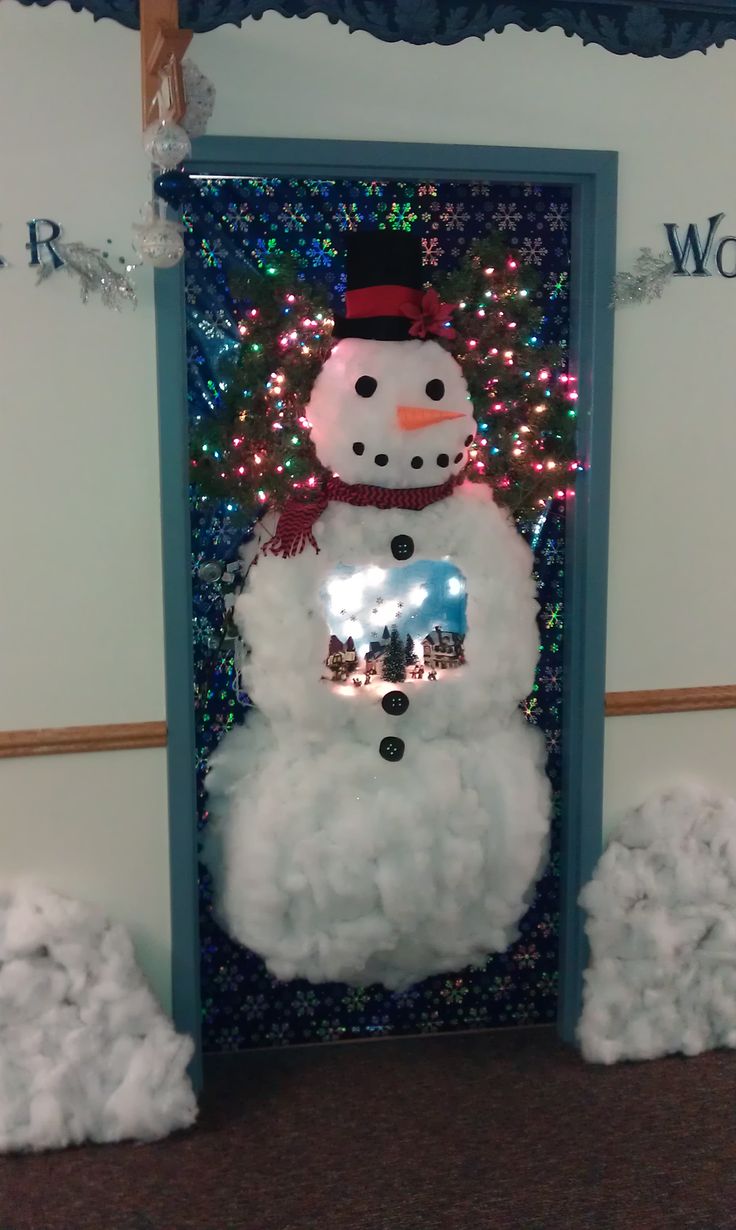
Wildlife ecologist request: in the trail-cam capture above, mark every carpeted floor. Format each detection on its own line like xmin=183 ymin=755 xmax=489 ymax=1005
xmin=2 ymin=1027 xmax=736 ymax=1230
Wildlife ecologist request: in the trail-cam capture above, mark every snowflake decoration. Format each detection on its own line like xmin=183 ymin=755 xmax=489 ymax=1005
xmin=337 ymin=203 xmax=362 ymax=231
xmin=422 ymin=236 xmax=444 ymax=266
xmin=305 ymin=237 xmax=336 ymax=267
xmin=493 ymin=202 xmax=522 ymax=231
xmin=440 ymin=203 xmax=470 ymax=232
xmin=224 ymin=203 xmax=254 ymax=233
xmin=386 ymin=203 xmax=418 ymax=232
xmin=545 ymin=202 xmax=570 ymax=232
xmin=185 ymin=275 xmax=203 ymax=305
xmin=514 ymin=944 xmax=539 ymax=968
xmin=518 ymin=236 xmax=549 ymax=266
xmin=277 ymin=204 xmax=307 ymax=232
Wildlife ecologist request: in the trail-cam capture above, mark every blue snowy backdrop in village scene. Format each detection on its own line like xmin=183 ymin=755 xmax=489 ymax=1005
xmin=322 ymin=559 xmax=468 ymax=683
xmin=168 ymin=172 xmax=571 ymax=1051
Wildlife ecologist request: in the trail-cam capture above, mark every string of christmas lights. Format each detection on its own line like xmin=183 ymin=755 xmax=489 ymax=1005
xmin=437 ymin=237 xmax=579 ymax=510
xmin=191 ymin=254 xmax=331 ymax=509
xmin=190 ymin=239 xmax=579 ymax=521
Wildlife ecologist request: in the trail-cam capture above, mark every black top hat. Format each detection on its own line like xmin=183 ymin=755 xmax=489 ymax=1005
xmin=333 ymin=231 xmax=425 ymax=342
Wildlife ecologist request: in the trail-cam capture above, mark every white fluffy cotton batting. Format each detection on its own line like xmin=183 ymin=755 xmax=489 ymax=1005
xmin=0 ymin=884 xmax=197 ymax=1153
xmin=579 ymin=785 xmax=736 ymax=1064
xmin=206 ymin=480 xmax=550 ymax=989
xmin=208 ymin=711 xmax=549 ymax=988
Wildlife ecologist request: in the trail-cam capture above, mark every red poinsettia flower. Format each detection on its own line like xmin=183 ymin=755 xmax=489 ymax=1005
xmin=400 ymin=288 xmax=457 ymax=339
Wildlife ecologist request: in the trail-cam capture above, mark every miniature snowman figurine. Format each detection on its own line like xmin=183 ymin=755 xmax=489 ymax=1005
xmin=207 ymin=232 xmax=550 ymax=989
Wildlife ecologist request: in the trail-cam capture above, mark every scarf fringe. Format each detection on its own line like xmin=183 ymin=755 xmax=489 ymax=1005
xmin=266 ymin=526 xmax=320 ymax=558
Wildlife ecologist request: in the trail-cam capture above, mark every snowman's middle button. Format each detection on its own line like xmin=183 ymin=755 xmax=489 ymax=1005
xmin=391 ymin=534 xmax=414 ymax=561
xmin=382 ymin=691 xmax=409 ymax=716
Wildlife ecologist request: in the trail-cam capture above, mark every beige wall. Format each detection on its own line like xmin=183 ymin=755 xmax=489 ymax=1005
xmin=1 ymin=4 xmax=735 ymax=1003
xmin=0 ymin=3 xmax=169 ymax=1001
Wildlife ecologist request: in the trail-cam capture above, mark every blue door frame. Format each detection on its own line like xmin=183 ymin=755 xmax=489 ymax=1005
xmin=155 ymin=136 xmax=617 ymax=1077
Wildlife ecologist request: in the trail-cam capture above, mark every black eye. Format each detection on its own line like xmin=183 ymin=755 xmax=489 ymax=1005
xmin=352 ymin=442 xmax=365 ymax=456
xmin=355 ymin=375 xmax=377 ymax=398
xmin=425 ymin=379 xmax=445 ymax=401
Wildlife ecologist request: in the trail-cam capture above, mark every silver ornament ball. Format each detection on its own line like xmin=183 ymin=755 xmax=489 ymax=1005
xmin=143 ymin=120 xmax=192 ymax=170
xmin=133 ymin=218 xmax=185 ymax=268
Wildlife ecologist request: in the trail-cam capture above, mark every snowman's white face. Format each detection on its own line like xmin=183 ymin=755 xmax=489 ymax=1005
xmin=306 ymin=338 xmax=476 ymax=489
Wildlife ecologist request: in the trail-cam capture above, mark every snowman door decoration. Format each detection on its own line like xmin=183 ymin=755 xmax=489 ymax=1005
xmin=207 ymin=232 xmax=551 ymax=990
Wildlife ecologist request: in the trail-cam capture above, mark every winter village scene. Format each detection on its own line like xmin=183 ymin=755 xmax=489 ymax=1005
xmin=320 ymin=559 xmax=468 ymax=686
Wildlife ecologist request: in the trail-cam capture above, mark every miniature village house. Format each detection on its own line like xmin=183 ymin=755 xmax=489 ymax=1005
xmin=326 ymin=634 xmax=358 ymax=679
xmin=422 ymin=627 xmax=465 ymax=671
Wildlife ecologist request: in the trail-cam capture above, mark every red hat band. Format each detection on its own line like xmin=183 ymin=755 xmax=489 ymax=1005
xmin=344 ymin=284 xmax=423 ymax=320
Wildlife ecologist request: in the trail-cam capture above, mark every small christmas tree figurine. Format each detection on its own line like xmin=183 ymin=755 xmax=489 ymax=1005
xmin=382 ymin=628 xmax=406 ymax=683
xmin=404 ymin=634 xmax=418 ymax=666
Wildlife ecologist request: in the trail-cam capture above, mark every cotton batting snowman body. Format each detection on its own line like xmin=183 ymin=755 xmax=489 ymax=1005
xmin=207 ymin=235 xmax=550 ymax=990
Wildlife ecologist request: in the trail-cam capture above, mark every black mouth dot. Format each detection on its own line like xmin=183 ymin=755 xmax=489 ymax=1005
xmin=454 ymin=453 xmax=464 ymax=464
xmin=352 ymin=441 xmax=365 ymax=456
xmin=464 ymin=434 xmax=474 ymax=447
xmin=436 ymin=453 xmax=449 ymax=468
xmin=411 ymin=456 xmax=424 ymax=469
xmin=375 ymin=454 xmax=389 ymax=467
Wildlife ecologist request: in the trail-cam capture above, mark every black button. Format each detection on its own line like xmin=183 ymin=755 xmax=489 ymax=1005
xmin=391 ymin=534 xmax=414 ymax=560
xmin=379 ymin=736 xmax=405 ymax=762
xmin=437 ymin=453 xmax=449 ymax=468
xmin=382 ymin=691 xmax=409 ymax=716
xmin=375 ymin=454 xmax=389 ymax=467
xmin=411 ymin=456 xmax=424 ymax=469
xmin=352 ymin=441 xmax=365 ymax=455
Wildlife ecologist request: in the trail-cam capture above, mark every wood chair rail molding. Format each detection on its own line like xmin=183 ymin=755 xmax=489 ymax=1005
xmin=605 ymin=685 xmax=736 ymax=717
xmin=0 ymin=722 xmax=167 ymax=759
xmin=0 ymin=688 xmax=734 ymax=759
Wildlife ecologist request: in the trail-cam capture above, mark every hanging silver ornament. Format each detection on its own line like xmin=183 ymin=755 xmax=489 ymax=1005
xmin=612 ymin=248 xmax=674 ymax=307
xmin=133 ymin=202 xmax=185 ymax=269
xmin=181 ymin=61 xmax=216 ymax=139
xmin=143 ymin=119 xmax=192 ymax=171
xmin=34 ymin=240 xmax=136 ymax=309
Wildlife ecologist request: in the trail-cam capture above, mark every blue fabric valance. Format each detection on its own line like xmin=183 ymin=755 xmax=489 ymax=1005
xmin=16 ymin=0 xmax=736 ymax=57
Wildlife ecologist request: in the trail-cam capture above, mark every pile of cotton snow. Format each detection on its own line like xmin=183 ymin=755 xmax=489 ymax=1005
xmin=0 ymin=884 xmax=197 ymax=1152
xmin=579 ymin=786 xmax=736 ymax=1064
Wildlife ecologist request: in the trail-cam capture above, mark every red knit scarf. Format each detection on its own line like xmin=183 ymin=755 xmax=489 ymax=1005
xmin=263 ymin=473 xmax=461 ymax=558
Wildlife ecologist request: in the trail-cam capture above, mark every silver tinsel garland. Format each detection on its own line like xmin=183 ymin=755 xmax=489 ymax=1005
xmin=612 ymin=247 xmax=674 ymax=307
xmin=36 ymin=242 xmax=136 ymax=310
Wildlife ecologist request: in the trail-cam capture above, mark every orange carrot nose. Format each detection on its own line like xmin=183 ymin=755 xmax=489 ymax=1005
xmin=396 ymin=405 xmax=467 ymax=432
